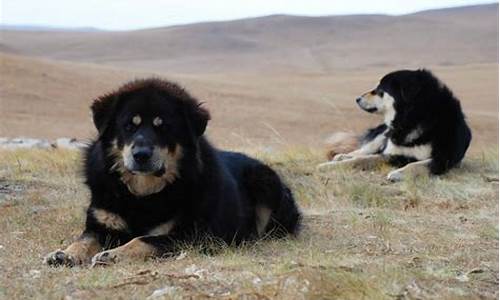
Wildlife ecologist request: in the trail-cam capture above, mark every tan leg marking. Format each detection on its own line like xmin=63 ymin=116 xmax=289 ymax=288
xmin=387 ymin=159 xmax=432 ymax=182
xmin=148 ymin=220 xmax=176 ymax=236
xmin=256 ymin=205 xmax=272 ymax=237
xmin=317 ymin=154 xmax=385 ymax=171
xmin=92 ymin=208 xmax=128 ymax=231
xmin=91 ymin=237 xmax=156 ymax=266
xmin=45 ymin=235 xmax=101 ymax=267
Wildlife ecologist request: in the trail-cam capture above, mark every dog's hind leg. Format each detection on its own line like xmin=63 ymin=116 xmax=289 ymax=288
xmin=243 ymin=164 xmax=301 ymax=238
xmin=317 ymin=154 xmax=385 ymax=171
xmin=387 ymin=159 xmax=432 ymax=182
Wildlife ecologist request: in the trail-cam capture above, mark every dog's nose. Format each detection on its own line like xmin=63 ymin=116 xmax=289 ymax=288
xmin=356 ymin=97 xmax=362 ymax=103
xmin=132 ymin=146 xmax=153 ymax=164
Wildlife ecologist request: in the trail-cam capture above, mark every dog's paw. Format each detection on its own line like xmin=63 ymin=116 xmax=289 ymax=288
xmin=387 ymin=170 xmax=404 ymax=182
xmin=91 ymin=250 xmax=119 ymax=267
xmin=333 ymin=153 xmax=354 ymax=161
xmin=44 ymin=250 xmax=76 ymax=267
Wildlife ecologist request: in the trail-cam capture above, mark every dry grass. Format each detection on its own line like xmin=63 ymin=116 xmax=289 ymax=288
xmin=0 ymin=148 xmax=498 ymax=299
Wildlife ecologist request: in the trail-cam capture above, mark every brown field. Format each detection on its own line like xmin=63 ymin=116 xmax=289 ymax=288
xmin=0 ymin=3 xmax=498 ymax=299
xmin=0 ymin=148 xmax=497 ymax=299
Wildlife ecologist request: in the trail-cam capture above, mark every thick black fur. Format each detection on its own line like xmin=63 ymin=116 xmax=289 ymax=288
xmin=361 ymin=69 xmax=472 ymax=174
xmin=82 ymin=78 xmax=301 ymax=255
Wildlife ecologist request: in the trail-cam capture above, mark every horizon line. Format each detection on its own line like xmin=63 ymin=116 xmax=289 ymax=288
xmin=0 ymin=2 xmax=497 ymax=32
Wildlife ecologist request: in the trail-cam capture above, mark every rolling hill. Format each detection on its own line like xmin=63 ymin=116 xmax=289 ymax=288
xmin=0 ymin=4 xmax=497 ymax=73
xmin=0 ymin=4 xmax=497 ymax=147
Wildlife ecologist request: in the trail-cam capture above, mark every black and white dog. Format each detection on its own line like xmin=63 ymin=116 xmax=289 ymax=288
xmin=318 ymin=69 xmax=472 ymax=182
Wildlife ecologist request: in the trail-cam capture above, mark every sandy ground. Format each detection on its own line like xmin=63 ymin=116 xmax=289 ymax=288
xmin=0 ymin=53 xmax=497 ymax=153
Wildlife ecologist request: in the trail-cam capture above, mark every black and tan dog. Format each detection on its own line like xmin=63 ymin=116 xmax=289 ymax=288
xmin=45 ymin=78 xmax=301 ymax=267
xmin=319 ymin=69 xmax=472 ymax=181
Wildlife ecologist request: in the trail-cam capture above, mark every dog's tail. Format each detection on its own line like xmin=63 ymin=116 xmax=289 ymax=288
xmin=324 ymin=131 xmax=360 ymax=161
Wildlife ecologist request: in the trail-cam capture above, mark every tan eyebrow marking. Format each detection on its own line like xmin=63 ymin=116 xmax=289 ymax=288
xmin=132 ymin=115 xmax=141 ymax=125
xmin=153 ymin=117 xmax=163 ymax=127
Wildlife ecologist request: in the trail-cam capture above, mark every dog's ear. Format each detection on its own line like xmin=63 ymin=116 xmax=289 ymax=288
xmin=184 ymin=101 xmax=210 ymax=137
xmin=90 ymin=93 xmax=118 ymax=136
xmin=399 ymin=74 xmax=422 ymax=102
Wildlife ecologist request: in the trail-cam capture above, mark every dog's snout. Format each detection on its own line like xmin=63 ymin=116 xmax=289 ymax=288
xmin=356 ymin=97 xmax=362 ymax=103
xmin=132 ymin=146 xmax=153 ymax=164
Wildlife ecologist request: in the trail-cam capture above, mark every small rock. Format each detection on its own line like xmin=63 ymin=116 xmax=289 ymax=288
xmin=0 ymin=138 xmax=52 ymax=149
xmin=184 ymin=264 xmax=207 ymax=278
xmin=456 ymin=273 xmax=469 ymax=282
xmin=175 ymin=251 xmax=187 ymax=261
xmin=29 ymin=269 xmax=41 ymax=279
xmin=0 ymin=137 xmax=86 ymax=150
xmin=30 ymin=205 xmax=49 ymax=214
xmin=55 ymin=138 xmax=86 ymax=149
xmin=147 ymin=286 xmax=178 ymax=299
xmin=252 ymin=277 xmax=262 ymax=285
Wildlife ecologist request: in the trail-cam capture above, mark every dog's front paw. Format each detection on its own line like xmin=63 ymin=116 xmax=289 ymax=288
xmin=387 ymin=170 xmax=404 ymax=182
xmin=91 ymin=250 xmax=119 ymax=267
xmin=44 ymin=250 xmax=77 ymax=267
xmin=333 ymin=153 xmax=354 ymax=161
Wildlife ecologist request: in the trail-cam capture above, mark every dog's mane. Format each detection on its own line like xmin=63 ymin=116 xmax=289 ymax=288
xmin=92 ymin=78 xmax=199 ymax=109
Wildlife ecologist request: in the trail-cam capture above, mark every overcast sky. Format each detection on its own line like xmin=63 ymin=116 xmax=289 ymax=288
xmin=0 ymin=0 xmax=496 ymax=30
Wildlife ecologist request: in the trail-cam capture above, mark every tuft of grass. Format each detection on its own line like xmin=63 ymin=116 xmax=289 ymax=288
xmin=346 ymin=181 xmax=389 ymax=208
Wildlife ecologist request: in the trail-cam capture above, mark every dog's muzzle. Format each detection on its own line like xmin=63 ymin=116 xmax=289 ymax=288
xmin=356 ymin=97 xmax=377 ymax=113
xmin=124 ymin=145 xmax=165 ymax=176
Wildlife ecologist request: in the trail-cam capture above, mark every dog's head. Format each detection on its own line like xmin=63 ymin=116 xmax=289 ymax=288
xmin=90 ymin=78 xmax=210 ymax=196
xmin=356 ymin=70 xmax=426 ymax=125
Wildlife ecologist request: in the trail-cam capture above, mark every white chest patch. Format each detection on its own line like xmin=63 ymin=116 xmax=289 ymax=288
xmin=383 ymin=140 xmax=432 ymax=161
xmin=383 ymin=94 xmax=396 ymax=126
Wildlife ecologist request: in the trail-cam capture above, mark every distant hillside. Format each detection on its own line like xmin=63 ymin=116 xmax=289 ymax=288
xmin=0 ymin=4 xmax=497 ymax=73
xmin=0 ymin=24 xmax=100 ymax=32
xmin=0 ymin=53 xmax=147 ymax=138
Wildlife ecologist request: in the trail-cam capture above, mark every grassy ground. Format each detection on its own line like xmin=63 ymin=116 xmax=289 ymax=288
xmin=0 ymin=148 xmax=498 ymax=299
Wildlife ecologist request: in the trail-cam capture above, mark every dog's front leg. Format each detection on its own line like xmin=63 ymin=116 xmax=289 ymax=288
xmin=45 ymin=232 xmax=102 ymax=267
xmin=91 ymin=236 xmax=156 ymax=266
xmin=387 ymin=159 xmax=432 ymax=182
xmin=45 ymin=207 xmax=131 ymax=267
xmin=91 ymin=234 xmax=184 ymax=266
xmin=332 ymin=132 xmax=387 ymax=161
xmin=317 ymin=154 xmax=385 ymax=171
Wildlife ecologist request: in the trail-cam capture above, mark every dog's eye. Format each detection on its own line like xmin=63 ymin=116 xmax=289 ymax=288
xmin=153 ymin=117 xmax=163 ymax=127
